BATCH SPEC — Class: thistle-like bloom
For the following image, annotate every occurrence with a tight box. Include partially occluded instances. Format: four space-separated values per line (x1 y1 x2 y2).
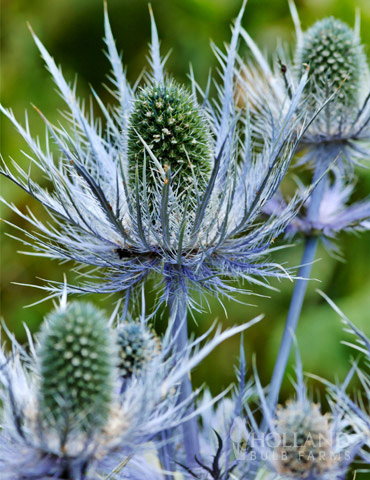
0 300 121 479
296 17 365 110
265 375 359 479
273 401 338 478
241 4 370 170
0 3 309 309
116 322 160 381
264 170 370 252
224 345 362 480
183 340 360 479
127 80 213 212
0 296 259 479
38 301 115 435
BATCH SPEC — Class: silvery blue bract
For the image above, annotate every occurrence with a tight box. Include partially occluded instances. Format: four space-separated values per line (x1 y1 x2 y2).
0 3 308 311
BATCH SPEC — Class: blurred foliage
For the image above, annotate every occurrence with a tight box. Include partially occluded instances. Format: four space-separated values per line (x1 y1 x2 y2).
1 0 370 430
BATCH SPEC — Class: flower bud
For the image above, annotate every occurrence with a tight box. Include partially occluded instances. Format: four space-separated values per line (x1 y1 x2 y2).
127 81 212 208
274 401 335 478
38 302 115 434
297 17 364 108
116 322 160 380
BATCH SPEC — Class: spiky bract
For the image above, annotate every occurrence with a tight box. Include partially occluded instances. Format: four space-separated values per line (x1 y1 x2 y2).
241 13 370 169
274 401 334 478
263 169 370 251
321 295 370 468
116 322 160 380
38 301 115 433
0 3 309 309
0 294 256 479
297 17 364 107
128 81 212 209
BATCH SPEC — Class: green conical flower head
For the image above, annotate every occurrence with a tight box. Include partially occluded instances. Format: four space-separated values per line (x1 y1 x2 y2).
274 401 335 478
297 17 364 107
38 302 115 433
127 81 212 208
116 322 160 380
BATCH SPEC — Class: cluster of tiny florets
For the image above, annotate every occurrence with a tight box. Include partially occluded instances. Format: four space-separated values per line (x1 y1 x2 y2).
297 17 364 106
127 81 212 206
116 322 160 380
38 302 115 433
274 401 335 478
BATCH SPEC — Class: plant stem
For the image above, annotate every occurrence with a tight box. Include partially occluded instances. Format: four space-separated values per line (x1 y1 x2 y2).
168 277 200 468
266 235 318 411
266 161 328 416
158 430 176 480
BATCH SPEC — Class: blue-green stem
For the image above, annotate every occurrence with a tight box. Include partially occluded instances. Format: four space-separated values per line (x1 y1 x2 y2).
266 160 328 416
159 430 176 480
168 277 200 469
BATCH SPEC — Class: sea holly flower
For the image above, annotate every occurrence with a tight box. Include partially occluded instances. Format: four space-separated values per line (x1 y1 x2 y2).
97 307 263 478
273 401 338 478
295 17 365 110
262 361 361 480
116 322 160 381
215 344 362 480
241 4 370 170
178 338 361 479
263 170 370 253
295 15 370 170
0 3 309 309
0 295 260 479
0 3 312 468
239 4 370 420
38 301 116 436
0 300 125 479
127 80 213 214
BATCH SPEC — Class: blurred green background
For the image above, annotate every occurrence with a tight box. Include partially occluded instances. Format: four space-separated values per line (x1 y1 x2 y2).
1 0 370 420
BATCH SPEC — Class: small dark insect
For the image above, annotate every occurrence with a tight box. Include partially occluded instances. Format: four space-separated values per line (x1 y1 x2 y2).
115 248 134 259
278 58 292 99
280 62 287 74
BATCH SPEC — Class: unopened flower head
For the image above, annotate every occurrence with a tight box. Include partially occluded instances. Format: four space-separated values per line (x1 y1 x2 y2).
274 401 335 478
116 322 160 380
297 17 364 108
127 81 212 211
0 291 257 479
38 301 115 434
0 301 125 479
241 10 370 169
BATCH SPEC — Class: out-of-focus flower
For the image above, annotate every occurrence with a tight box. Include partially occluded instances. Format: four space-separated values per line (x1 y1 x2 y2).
116 322 160 381
263 170 370 252
176 337 360 479
273 401 337 478
0 296 261 479
229 345 362 480
296 17 366 113
240 4 370 171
